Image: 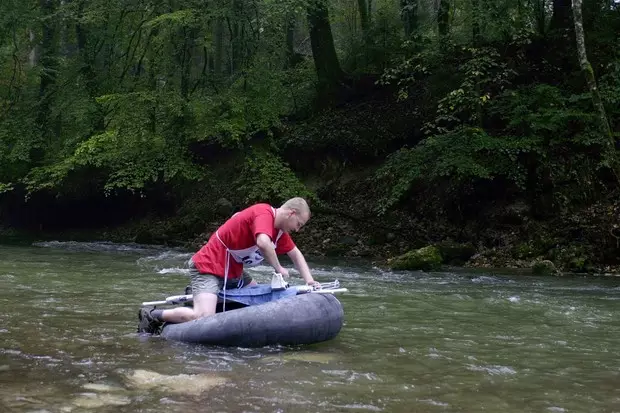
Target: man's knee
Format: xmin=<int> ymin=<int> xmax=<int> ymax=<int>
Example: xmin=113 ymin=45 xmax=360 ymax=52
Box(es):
xmin=191 ymin=291 xmax=219 ymax=320
xmin=192 ymin=307 xmax=216 ymax=320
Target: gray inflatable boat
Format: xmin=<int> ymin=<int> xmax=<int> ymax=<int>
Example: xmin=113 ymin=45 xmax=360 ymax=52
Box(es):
xmin=155 ymin=284 xmax=345 ymax=347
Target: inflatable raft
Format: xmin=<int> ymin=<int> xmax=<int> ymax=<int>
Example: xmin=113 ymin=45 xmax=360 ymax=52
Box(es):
xmin=142 ymin=282 xmax=346 ymax=347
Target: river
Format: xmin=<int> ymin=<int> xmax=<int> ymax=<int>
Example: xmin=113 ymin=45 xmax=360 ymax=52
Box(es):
xmin=1 ymin=241 xmax=619 ymax=412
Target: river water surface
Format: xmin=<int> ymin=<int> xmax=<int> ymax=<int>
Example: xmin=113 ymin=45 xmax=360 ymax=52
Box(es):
xmin=1 ymin=241 xmax=619 ymax=412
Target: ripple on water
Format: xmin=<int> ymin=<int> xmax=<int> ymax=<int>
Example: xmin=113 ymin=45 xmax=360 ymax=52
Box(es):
xmin=156 ymin=267 xmax=189 ymax=275
xmin=321 ymin=370 xmax=381 ymax=383
xmin=4 ymin=243 xmax=620 ymax=413
xmin=418 ymin=399 xmax=449 ymax=407
xmin=33 ymin=240 xmax=168 ymax=253
xmin=466 ymin=364 xmax=517 ymax=376
xmin=332 ymin=403 xmax=383 ymax=411
xmin=136 ymin=251 xmax=191 ymax=263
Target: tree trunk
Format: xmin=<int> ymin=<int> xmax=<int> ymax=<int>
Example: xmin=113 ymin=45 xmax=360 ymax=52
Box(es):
xmin=76 ymin=5 xmax=105 ymax=132
xmin=38 ymin=0 xmax=59 ymax=148
xmin=285 ymin=13 xmax=301 ymax=68
xmin=307 ymin=0 xmax=344 ymax=102
xmin=358 ymin=0 xmax=370 ymax=34
xmin=213 ymin=18 xmax=224 ymax=75
xmin=400 ymin=0 xmax=418 ymax=37
xmin=28 ymin=30 xmax=38 ymax=67
xmin=59 ymin=0 xmax=71 ymax=56
xmin=533 ymin=0 xmax=546 ymax=36
xmin=437 ymin=0 xmax=450 ymax=37
xmin=179 ymin=27 xmax=192 ymax=99
xmin=571 ymin=0 xmax=616 ymax=157
xmin=471 ymin=0 xmax=481 ymax=45
xmin=229 ymin=0 xmax=244 ymax=73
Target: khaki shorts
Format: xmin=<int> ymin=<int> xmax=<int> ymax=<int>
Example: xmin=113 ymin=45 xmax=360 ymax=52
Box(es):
xmin=187 ymin=259 xmax=253 ymax=295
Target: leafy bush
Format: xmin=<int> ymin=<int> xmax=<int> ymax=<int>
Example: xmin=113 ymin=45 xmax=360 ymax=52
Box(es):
xmin=376 ymin=81 xmax=615 ymax=214
xmin=22 ymin=90 xmax=205 ymax=195
xmin=235 ymin=148 xmax=316 ymax=205
xmin=375 ymin=127 xmax=534 ymax=212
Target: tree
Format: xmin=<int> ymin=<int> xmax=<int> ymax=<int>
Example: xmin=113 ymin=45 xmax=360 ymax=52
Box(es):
xmin=401 ymin=0 xmax=418 ymax=37
xmin=437 ymin=0 xmax=451 ymax=37
xmin=571 ymin=0 xmax=618 ymax=179
xmin=307 ymin=0 xmax=345 ymax=103
xmin=358 ymin=0 xmax=370 ymax=34
xmin=37 ymin=0 xmax=59 ymax=151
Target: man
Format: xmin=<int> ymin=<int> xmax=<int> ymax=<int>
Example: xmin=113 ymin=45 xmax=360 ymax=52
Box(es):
xmin=138 ymin=197 xmax=317 ymax=334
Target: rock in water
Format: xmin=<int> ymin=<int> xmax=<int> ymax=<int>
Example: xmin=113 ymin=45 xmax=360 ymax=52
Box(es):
xmin=388 ymin=246 xmax=442 ymax=271
xmin=124 ymin=369 xmax=227 ymax=396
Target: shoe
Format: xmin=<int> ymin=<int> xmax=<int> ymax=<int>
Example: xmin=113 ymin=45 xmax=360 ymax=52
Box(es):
xmin=184 ymin=285 xmax=193 ymax=307
xmin=137 ymin=307 xmax=163 ymax=334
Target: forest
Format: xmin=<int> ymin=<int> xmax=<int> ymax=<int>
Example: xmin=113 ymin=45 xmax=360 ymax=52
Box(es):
xmin=0 ymin=0 xmax=619 ymax=273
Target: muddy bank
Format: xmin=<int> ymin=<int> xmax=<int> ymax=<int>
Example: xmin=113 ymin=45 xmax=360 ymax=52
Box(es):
xmin=2 ymin=195 xmax=618 ymax=276
xmin=178 ymin=197 xmax=620 ymax=276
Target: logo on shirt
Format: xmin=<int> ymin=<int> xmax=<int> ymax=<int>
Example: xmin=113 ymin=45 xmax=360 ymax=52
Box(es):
xmin=241 ymin=250 xmax=264 ymax=266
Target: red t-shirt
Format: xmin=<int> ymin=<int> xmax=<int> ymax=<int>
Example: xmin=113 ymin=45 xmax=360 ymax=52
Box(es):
xmin=191 ymin=203 xmax=296 ymax=278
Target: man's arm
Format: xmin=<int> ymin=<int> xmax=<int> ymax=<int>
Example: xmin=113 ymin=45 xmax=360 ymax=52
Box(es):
xmin=286 ymin=247 xmax=317 ymax=285
xmin=256 ymin=233 xmax=288 ymax=276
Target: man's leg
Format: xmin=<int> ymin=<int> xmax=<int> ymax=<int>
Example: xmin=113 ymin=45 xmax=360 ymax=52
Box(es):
xmin=137 ymin=263 xmax=222 ymax=333
xmin=159 ymin=291 xmax=218 ymax=323
xmin=159 ymin=273 xmax=220 ymax=322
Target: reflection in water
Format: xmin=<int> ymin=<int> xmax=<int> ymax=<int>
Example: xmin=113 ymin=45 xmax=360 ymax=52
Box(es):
xmin=0 ymin=242 xmax=619 ymax=412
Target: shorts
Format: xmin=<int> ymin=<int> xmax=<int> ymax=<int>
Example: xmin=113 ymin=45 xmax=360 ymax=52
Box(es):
xmin=187 ymin=259 xmax=253 ymax=295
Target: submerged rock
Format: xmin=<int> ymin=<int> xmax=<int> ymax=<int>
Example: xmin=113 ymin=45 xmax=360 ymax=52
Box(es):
xmin=124 ymin=369 xmax=227 ymax=396
xmin=70 ymin=393 xmax=131 ymax=409
xmin=262 ymin=351 xmax=338 ymax=364
xmin=82 ymin=383 xmax=124 ymax=392
xmin=388 ymin=246 xmax=442 ymax=271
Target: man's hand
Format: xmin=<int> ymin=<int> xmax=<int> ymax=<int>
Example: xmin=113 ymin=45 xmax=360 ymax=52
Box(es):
xmin=275 ymin=266 xmax=290 ymax=278
xmin=307 ymin=280 xmax=321 ymax=289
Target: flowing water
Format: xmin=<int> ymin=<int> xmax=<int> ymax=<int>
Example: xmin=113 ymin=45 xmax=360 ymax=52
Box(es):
xmin=1 ymin=241 xmax=619 ymax=412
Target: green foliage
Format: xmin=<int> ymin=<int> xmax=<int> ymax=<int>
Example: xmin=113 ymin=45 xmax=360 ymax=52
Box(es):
xmin=423 ymin=46 xmax=514 ymax=134
xmin=235 ymin=148 xmax=316 ymax=205
xmin=189 ymin=59 xmax=314 ymax=147
xmin=491 ymin=84 xmax=612 ymax=209
xmin=599 ymin=57 xmax=620 ymax=118
xmin=23 ymin=90 xmax=205 ymax=194
xmin=531 ymin=260 xmax=561 ymax=276
xmin=0 ymin=182 xmax=13 ymax=194
xmin=376 ymin=46 xmax=521 ymax=211
xmin=376 ymin=31 xmax=618 ymax=214
xmin=144 ymin=10 xmax=199 ymax=29
xmin=375 ymin=127 xmax=535 ymax=211
xmin=377 ymin=36 xmax=435 ymax=101
xmin=0 ymin=0 xmax=619 ymax=252
xmin=0 ymin=88 xmax=43 ymax=185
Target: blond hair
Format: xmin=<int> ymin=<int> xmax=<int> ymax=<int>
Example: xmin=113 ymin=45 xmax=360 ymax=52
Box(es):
xmin=281 ymin=197 xmax=310 ymax=216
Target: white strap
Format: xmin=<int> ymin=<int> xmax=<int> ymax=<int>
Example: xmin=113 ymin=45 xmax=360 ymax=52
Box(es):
xmin=215 ymin=230 xmax=230 ymax=312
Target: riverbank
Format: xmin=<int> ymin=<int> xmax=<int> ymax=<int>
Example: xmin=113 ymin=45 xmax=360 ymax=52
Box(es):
xmin=2 ymin=184 xmax=618 ymax=275
xmin=5 ymin=196 xmax=617 ymax=276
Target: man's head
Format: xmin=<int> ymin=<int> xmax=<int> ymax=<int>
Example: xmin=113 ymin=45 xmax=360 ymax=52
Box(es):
xmin=276 ymin=197 xmax=311 ymax=233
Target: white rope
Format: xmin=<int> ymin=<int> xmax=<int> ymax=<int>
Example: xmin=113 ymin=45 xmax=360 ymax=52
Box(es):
xmin=216 ymin=231 xmax=230 ymax=313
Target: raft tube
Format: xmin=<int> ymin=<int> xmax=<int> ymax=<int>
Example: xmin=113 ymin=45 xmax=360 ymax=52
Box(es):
xmin=160 ymin=293 xmax=344 ymax=347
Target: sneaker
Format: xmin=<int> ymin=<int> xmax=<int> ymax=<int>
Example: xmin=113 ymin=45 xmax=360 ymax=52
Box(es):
xmin=137 ymin=307 xmax=163 ymax=334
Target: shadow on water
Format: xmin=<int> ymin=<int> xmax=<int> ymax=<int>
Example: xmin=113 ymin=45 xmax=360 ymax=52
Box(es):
xmin=1 ymin=241 xmax=620 ymax=412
